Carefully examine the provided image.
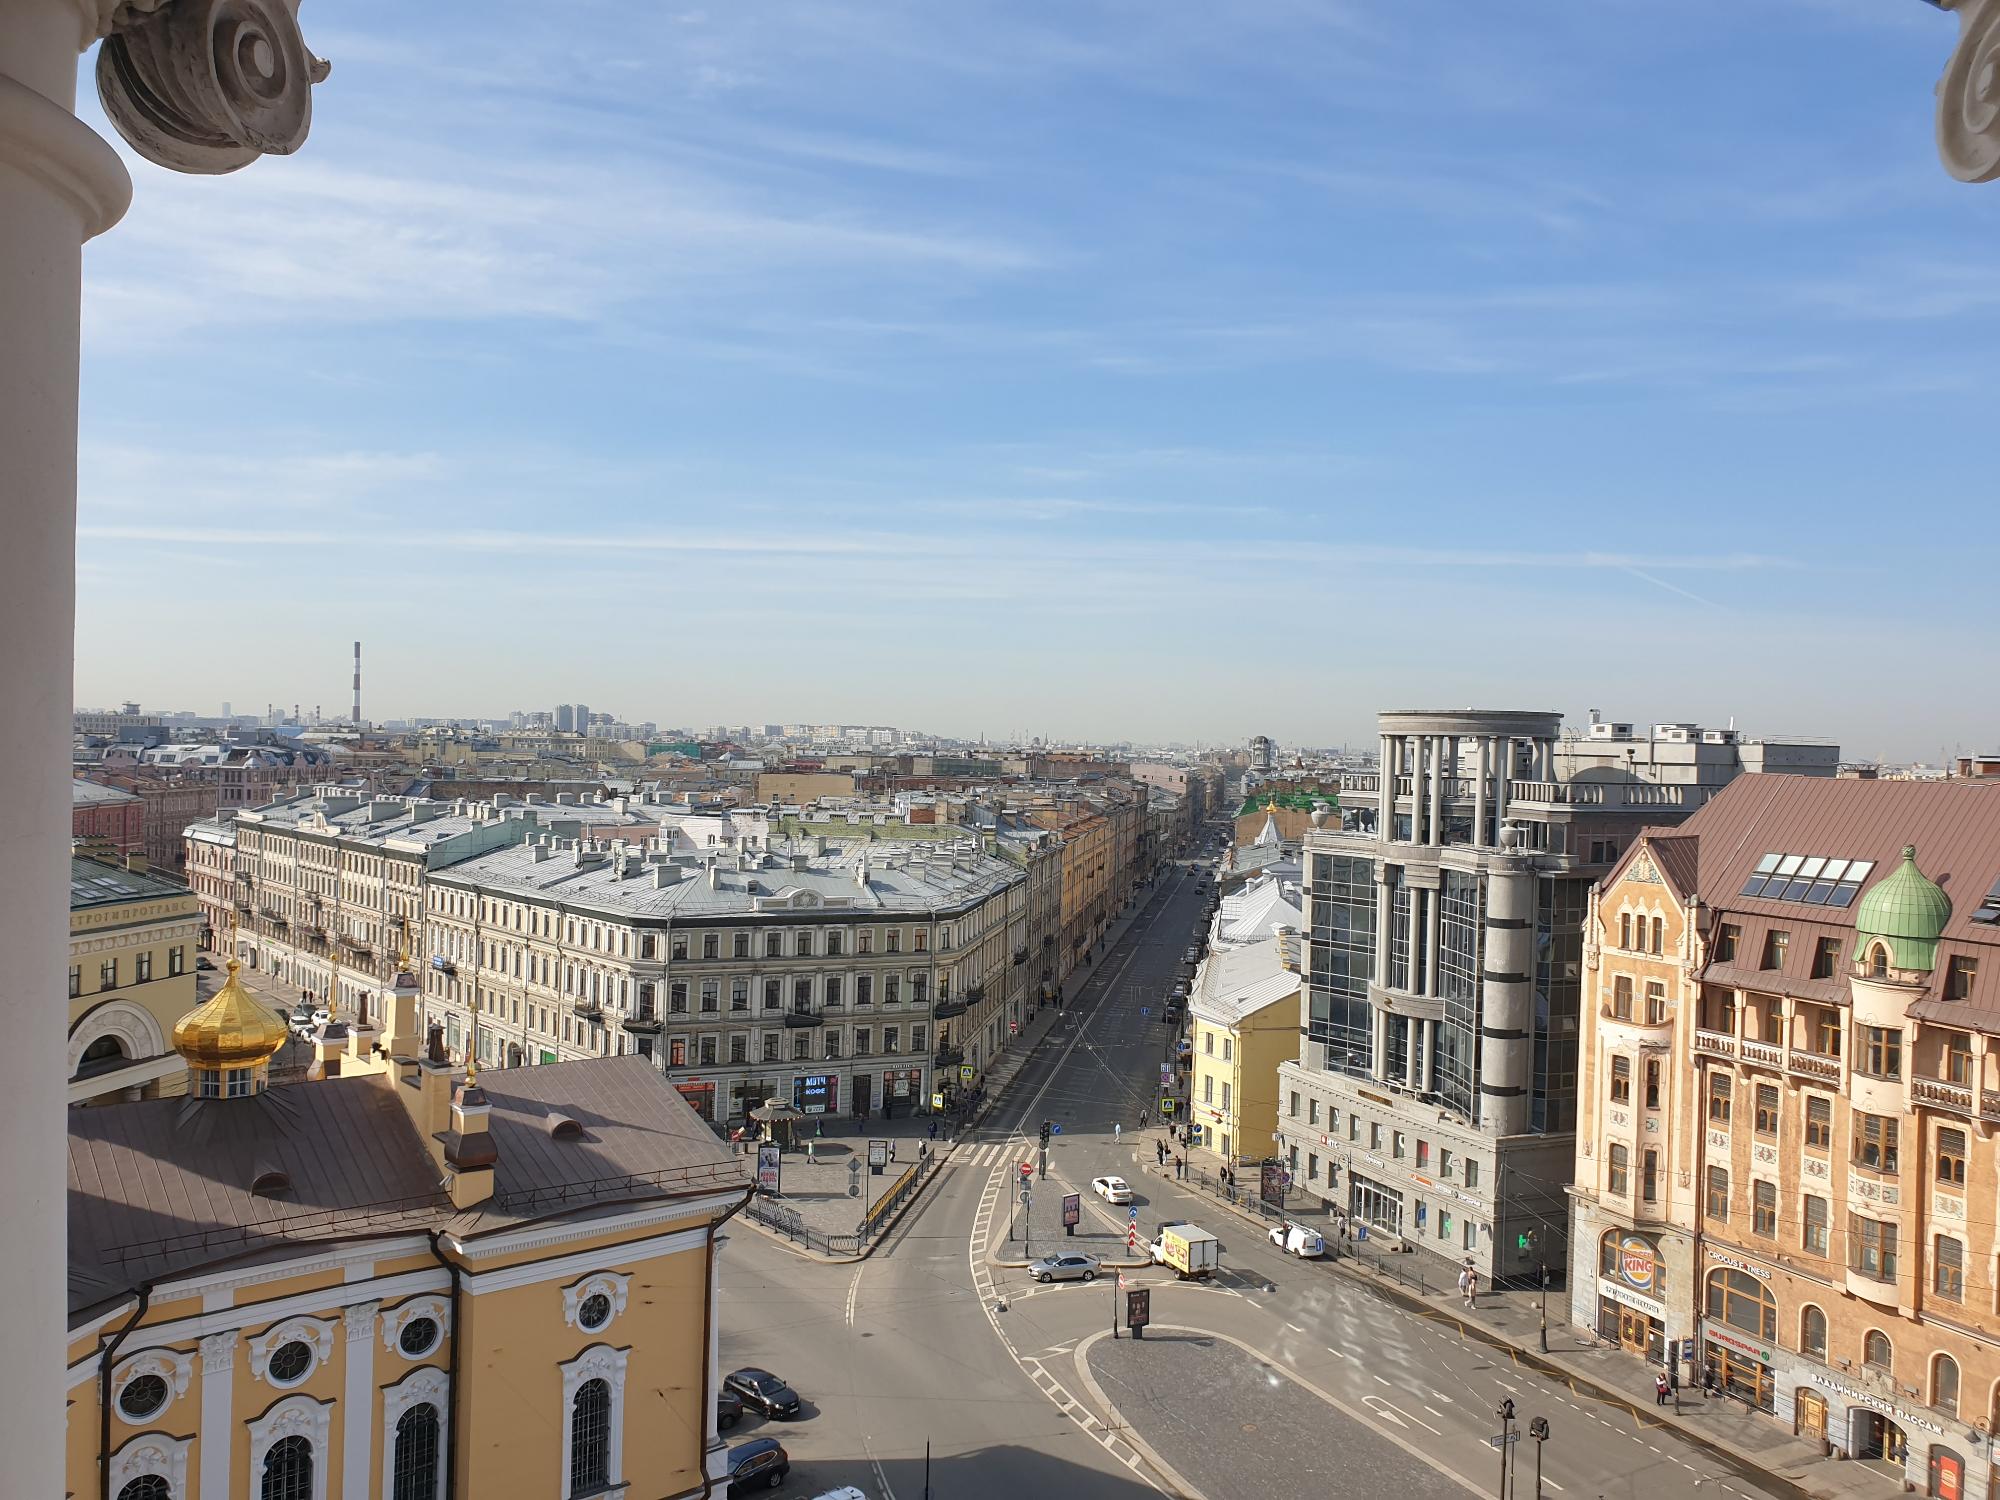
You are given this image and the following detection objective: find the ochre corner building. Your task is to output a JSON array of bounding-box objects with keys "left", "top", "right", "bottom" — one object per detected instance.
[{"left": 68, "top": 954, "right": 750, "bottom": 1500}]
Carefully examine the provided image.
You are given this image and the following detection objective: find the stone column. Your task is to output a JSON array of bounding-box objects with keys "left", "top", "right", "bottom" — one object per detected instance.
[
  {"left": 342, "top": 1301, "right": 379, "bottom": 1500},
  {"left": 198, "top": 1332, "right": 237, "bottom": 1499},
  {"left": 0, "top": 5, "right": 322, "bottom": 1486},
  {"left": 1404, "top": 1017, "right": 1421, "bottom": 1090},
  {"left": 1427, "top": 734, "right": 1445, "bottom": 847},
  {"left": 1378, "top": 734, "right": 1394, "bottom": 836},
  {"left": 1472, "top": 737, "right": 1490, "bottom": 849},
  {"left": 0, "top": 12, "right": 130, "bottom": 1490}
]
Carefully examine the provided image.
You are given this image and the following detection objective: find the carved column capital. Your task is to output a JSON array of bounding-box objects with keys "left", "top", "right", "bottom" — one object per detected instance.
[
  {"left": 1937, "top": 0, "right": 2000, "bottom": 183},
  {"left": 197, "top": 1331, "right": 236, "bottom": 1373},
  {"left": 95, "top": 0, "right": 328, "bottom": 175}
]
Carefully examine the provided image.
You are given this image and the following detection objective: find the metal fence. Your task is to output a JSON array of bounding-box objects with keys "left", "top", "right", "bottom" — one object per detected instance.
[{"left": 744, "top": 1149, "right": 938, "bottom": 1257}]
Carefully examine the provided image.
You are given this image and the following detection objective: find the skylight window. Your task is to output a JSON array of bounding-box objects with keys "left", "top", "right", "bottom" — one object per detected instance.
[
  {"left": 1973, "top": 876, "right": 2000, "bottom": 926},
  {"left": 1740, "top": 853, "right": 1874, "bottom": 908}
]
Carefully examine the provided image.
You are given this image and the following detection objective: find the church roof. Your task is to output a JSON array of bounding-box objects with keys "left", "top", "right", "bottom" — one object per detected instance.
[{"left": 67, "top": 1055, "right": 747, "bottom": 1319}]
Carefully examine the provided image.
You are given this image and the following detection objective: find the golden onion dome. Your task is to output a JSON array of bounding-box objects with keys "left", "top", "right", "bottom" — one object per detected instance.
[{"left": 173, "top": 957, "right": 290, "bottom": 1070}]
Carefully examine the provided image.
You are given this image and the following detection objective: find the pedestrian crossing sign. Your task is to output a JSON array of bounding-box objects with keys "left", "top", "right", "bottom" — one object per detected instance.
[{"left": 1160, "top": 1098, "right": 1175, "bottom": 1115}]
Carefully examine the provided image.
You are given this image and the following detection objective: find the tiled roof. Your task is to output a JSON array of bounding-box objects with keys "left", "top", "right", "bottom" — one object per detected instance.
[{"left": 1674, "top": 775, "right": 2000, "bottom": 1030}]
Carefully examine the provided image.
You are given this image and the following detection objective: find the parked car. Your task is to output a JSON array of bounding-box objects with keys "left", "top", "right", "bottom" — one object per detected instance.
[
  {"left": 1092, "top": 1175, "right": 1132, "bottom": 1204},
  {"left": 725, "top": 1438, "right": 790, "bottom": 1492},
  {"left": 1269, "top": 1220, "right": 1326, "bottom": 1258},
  {"left": 1031, "top": 1252, "right": 1101, "bottom": 1283},
  {"left": 716, "top": 1388, "right": 744, "bottom": 1431},
  {"left": 196, "top": 956, "right": 216, "bottom": 971},
  {"left": 724, "top": 1368, "right": 802, "bottom": 1419}
]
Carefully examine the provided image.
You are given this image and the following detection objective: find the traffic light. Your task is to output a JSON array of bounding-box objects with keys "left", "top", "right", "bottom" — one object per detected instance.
[{"left": 1039, "top": 1120, "right": 1052, "bottom": 1147}]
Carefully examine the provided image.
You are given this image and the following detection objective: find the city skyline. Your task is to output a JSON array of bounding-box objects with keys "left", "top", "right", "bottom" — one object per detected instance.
[{"left": 73, "top": 2, "right": 1996, "bottom": 758}]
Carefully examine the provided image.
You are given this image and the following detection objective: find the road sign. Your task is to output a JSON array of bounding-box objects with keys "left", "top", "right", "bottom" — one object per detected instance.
[
  {"left": 959, "top": 1065, "right": 976, "bottom": 1084},
  {"left": 1141, "top": 1007, "right": 1149, "bottom": 1018},
  {"left": 1019, "top": 1162, "right": 1034, "bottom": 1181},
  {"left": 1486, "top": 1432, "right": 1520, "bottom": 1449},
  {"left": 1062, "top": 1193, "right": 1081, "bottom": 1228},
  {"left": 931, "top": 1092, "right": 945, "bottom": 1110},
  {"left": 1160, "top": 1098, "right": 1175, "bottom": 1115},
  {"left": 1051, "top": 1123, "right": 1062, "bottom": 1135}
]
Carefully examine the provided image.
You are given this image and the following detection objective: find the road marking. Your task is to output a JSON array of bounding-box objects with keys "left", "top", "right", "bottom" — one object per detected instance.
[
  {"left": 862, "top": 1439, "right": 898, "bottom": 1500},
  {"left": 844, "top": 1265, "right": 864, "bottom": 1329},
  {"left": 1286, "top": 1323, "right": 1305, "bottom": 1333}
]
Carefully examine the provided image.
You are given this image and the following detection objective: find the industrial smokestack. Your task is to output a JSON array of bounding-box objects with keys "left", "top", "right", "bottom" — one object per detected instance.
[{"left": 352, "top": 640, "right": 362, "bottom": 725}]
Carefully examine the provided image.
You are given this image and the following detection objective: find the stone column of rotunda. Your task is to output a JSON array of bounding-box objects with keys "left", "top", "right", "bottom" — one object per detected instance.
[{"left": 0, "top": 2, "right": 322, "bottom": 1488}]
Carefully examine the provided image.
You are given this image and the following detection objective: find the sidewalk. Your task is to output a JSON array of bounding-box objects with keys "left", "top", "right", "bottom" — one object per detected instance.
[{"left": 1143, "top": 1152, "right": 1896, "bottom": 1500}]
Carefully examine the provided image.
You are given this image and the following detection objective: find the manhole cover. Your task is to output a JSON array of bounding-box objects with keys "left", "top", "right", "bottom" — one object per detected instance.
[{"left": 1241, "top": 1423, "right": 1258, "bottom": 1434}]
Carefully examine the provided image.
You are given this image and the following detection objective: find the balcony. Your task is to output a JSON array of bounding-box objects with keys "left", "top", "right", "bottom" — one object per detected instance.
[
  {"left": 572, "top": 999, "right": 603, "bottom": 1020},
  {"left": 784, "top": 1009, "right": 825, "bottom": 1029},
  {"left": 259, "top": 905, "right": 287, "bottom": 924},
  {"left": 931, "top": 996, "right": 967, "bottom": 1020},
  {"left": 1014, "top": 947, "right": 1030, "bottom": 966},
  {"left": 1692, "top": 1029, "right": 1736, "bottom": 1060},
  {"left": 299, "top": 924, "right": 327, "bottom": 942},
  {"left": 621, "top": 1011, "right": 663, "bottom": 1035},
  {"left": 935, "top": 1044, "right": 965, "bottom": 1068},
  {"left": 1740, "top": 1038, "right": 1783, "bottom": 1069},
  {"left": 338, "top": 933, "right": 371, "bottom": 955},
  {"left": 1913, "top": 1076, "right": 1974, "bottom": 1116},
  {"left": 1786, "top": 1049, "right": 1842, "bottom": 1084}
]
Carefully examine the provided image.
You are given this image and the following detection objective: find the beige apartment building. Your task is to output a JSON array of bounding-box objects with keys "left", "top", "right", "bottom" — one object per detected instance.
[
  {"left": 1572, "top": 776, "right": 2000, "bottom": 1500},
  {"left": 185, "top": 789, "right": 569, "bottom": 1010},
  {"left": 422, "top": 832, "right": 1026, "bottom": 1128}
]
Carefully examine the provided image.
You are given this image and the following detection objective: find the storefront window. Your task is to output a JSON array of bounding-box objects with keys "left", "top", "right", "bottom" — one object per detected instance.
[
  {"left": 1703, "top": 1342, "right": 1774, "bottom": 1412},
  {"left": 1706, "top": 1268, "right": 1775, "bottom": 1339}
]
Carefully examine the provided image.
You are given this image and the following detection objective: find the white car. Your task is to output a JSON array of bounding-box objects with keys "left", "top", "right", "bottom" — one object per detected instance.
[{"left": 1092, "top": 1175, "right": 1132, "bottom": 1204}]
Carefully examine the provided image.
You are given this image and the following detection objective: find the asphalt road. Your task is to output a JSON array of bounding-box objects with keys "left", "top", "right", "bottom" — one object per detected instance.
[{"left": 717, "top": 838, "right": 1789, "bottom": 1499}]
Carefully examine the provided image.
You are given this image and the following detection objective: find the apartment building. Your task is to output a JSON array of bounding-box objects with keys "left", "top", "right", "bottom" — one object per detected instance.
[
  {"left": 78, "top": 768, "right": 219, "bottom": 872},
  {"left": 67, "top": 856, "right": 202, "bottom": 1104},
  {"left": 422, "top": 833, "right": 1025, "bottom": 1128},
  {"left": 189, "top": 789, "right": 565, "bottom": 1011},
  {"left": 1277, "top": 708, "right": 1786, "bottom": 1283},
  {"left": 70, "top": 778, "right": 143, "bottom": 858},
  {"left": 1571, "top": 775, "right": 2000, "bottom": 1499}
]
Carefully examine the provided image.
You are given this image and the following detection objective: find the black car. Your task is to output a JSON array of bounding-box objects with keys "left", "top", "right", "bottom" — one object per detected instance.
[
  {"left": 725, "top": 1438, "right": 790, "bottom": 1492},
  {"left": 724, "top": 1367, "right": 802, "bottom": 1419},
  {"left": 716, "top": 1388, "right": 744, "bottom": 1431}
]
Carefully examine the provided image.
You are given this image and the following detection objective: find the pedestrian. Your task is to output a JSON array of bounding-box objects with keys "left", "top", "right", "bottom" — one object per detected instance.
[
  {"left": 889, "top": 1143, "right": 897, "bottom": 1163},
  {"left": 1156, "top": 1140, "right": 1167, "bottom": 1167},
  {"left": 1457, "top": 1263, "right": 1478, "bottom": 1309},
  {"left": 1654, "top": 1371, "right": 1670, "bottom": 1407},
  {"left": 806, "top": 1140, "right": 815, "bottom": 1164},
  {"left": 1114, "top": 1122, "right": 1122, "bottom": 1142},
  {"left": 928, "top": 1119, "right": 938, "bottom": 1142},
  {"left": 1140, "top": 1108, "right": 1148, "bottom": 1128},
  {"left": 816, "top": 1120, "right": 824, "bottom": 1140}
]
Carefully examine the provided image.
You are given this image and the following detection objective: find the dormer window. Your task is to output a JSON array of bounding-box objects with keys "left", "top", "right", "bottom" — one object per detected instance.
[{"left": 1867, "top": 944, "right": 1889, "bottom": 979}]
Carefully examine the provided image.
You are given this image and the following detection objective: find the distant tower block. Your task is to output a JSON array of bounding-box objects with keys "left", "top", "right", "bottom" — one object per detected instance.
[{"left": 352, "top": 640, "right": 362, "bottom": 725}]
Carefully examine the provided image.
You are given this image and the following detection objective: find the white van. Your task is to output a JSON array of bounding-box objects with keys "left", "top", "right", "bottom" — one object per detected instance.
[{"left": 1269, "top": 1220, "right": 1326, "bottom": 1258}]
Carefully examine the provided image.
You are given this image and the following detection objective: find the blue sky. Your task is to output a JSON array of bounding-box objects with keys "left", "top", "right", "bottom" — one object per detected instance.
[{"left": 73, "top": 1, "right": 1998, "bottom": 759}]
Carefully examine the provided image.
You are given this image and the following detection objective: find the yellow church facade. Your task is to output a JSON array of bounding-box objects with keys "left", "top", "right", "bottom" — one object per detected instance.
[{"left": 67, "top": 956, "right": 751, "bottom": 1500}]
